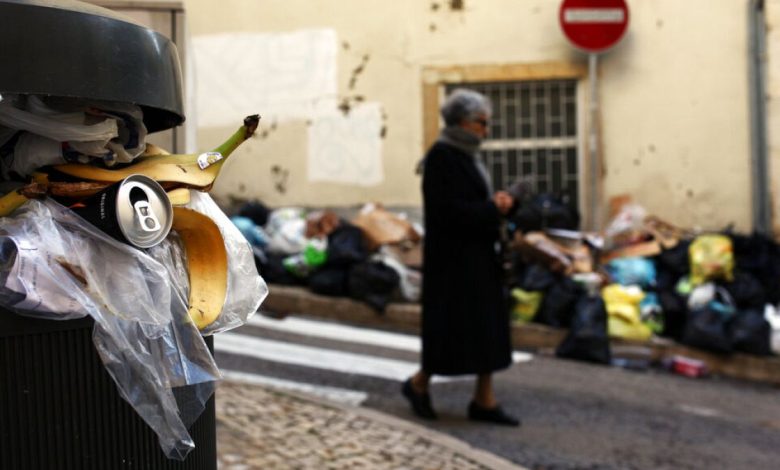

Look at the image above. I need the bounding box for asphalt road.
[216,314,780,469]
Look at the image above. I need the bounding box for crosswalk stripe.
[216,332,454,382]
[248,314,420,351]
[248,314,533,363]
[220,369,368,406]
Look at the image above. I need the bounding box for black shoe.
[468,401,520,427]
[401,379,437,420]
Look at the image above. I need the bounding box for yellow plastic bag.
[510,288,543,323]
[602,284,652,341]
[689,234,734,285]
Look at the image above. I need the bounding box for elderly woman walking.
[402,88,519,426]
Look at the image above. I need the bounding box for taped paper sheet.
[307,103,384,186]
[193,29,338,127]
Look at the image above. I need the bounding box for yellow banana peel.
[172,207,228,330]
[166,188,191,206]
[0,189,31,217]
[52,114,260,190]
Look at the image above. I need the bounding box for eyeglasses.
[474,118,489,127]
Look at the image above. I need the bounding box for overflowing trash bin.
[0,0,267,467]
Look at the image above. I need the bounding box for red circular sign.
[559,0,629,53]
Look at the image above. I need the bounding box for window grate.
[445,80,579,208]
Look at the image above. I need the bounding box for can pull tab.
[129,187,161,232]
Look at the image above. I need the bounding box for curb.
[222,376,527,470]
[262,284,780,385]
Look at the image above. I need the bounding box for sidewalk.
[215,379,526,470]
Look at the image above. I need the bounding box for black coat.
[420,142,512,375]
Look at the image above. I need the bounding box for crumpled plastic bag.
[0,198,220,460]
[689,234,734,285]
[604,202,647,248]
[606,257,656,287]
[283,238,328,278]
[0,94,148,177]
[602,284,652,341]
[764,304,780,354]
[510,288,543,323]
[174,191,268,336]
[376,246,421,302]
[265,207,308,254]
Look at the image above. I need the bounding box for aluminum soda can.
[72,174,173,248]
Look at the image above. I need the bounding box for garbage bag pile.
[0,93,267,460]
[234,202,422,312]
[508,196,780,365]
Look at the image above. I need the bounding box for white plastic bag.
[0,198,220,460]
[180,191,268,335]
[265,207,308,254]
[765,304,780,354]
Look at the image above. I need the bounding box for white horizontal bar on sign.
[221,369,368,406]
[564,8,625,23]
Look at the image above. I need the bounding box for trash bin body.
[0,312,217,469]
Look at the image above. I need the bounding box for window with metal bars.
[445,80,579,209]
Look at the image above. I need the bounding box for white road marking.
[221,369,368,406]
[677,404,723,418]
[216,332,455,382]
[248,314,533,363]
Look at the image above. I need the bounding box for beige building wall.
[181,0,753,231]
[766,0,780,236]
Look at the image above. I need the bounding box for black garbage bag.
[308,266,350,297]
[516,263,557,291]
[326,223,369,267]
[728,309,772,356]
[512,192,580,232]
[658,290,687,341]
[729,232,780,304]
[682,306,733,353]
[722,272,766,310]
[655,240,691,276]
[257,252,301,286]
[534,276,583,328]
[556,296,611,364]
[347,261,400,312]
[237,200,272,227]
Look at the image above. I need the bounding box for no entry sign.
[559,0,629,53]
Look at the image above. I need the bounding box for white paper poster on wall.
[308,103,384,186]
[193,29,338,128]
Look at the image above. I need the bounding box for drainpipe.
[749,0,771,235]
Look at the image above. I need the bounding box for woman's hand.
[492,191,514,215]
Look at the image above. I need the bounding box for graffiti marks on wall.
[308,103,383,186]
[193,29,338,128]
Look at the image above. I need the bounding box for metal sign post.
[559,0,629,230]
[588,52,601,230]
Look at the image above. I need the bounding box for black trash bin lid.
[0,0,185,133]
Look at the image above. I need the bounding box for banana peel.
[52,115,260,191]
[0,183,48,217]
[172,207,228,330]
[166,188,191,206]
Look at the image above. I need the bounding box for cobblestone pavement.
[216,380,524,470]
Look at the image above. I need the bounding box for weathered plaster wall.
[184,0,753,231]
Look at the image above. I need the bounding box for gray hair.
[440,88,492,126]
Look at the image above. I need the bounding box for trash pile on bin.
[508,195,780,367]
[0,93,267,459]
[232,202,423,312]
